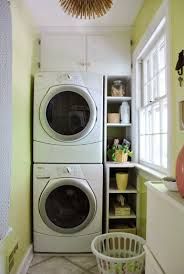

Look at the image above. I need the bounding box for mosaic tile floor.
[27,255,98,274]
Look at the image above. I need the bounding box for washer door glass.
[40,85,96,142]
[39,178,96,234]
[46,185,89,228]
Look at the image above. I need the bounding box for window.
[139,32,168,172]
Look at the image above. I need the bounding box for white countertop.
[145,181,184,213]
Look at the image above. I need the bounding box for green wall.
[132,0,184,173]
[169,0,184,172]
[3,1,35,273]
[132,0,184,238]
[137,176,147,239]
[132,0,163,240]
[132,0,163,48]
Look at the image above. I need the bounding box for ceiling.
[21,0,144,29]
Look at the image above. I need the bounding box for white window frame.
[132,0,172,175]
[139,31,167,173]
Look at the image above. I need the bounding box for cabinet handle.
[80,62,85,66]
[80,62,91,67]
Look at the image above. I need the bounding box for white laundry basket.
[91,233,145,274]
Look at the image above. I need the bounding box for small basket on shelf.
[107,139,133,163]
[107,113,120,124]
[114,150,128,163]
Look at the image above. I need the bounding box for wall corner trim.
[16,245,33,274]
[133,0,169,61]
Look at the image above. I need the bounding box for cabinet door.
[87,33,131,75]
[145,246,164,274]
[146,185,184,274]
[40,33,86,72]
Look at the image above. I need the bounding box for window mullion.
[150,104,153,163]
[160,100,163,167]
[141,61,144,107]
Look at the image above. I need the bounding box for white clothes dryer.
[33,72,104,163]
[33,164,103,253]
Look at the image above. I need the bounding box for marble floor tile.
[66,256,97,270]
[89,265,99,274]
[27,257,84,274]
[30,255,53,267]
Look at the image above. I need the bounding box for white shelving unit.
[104,75,138,234]
[107,123,132,127]
[109,210,137,219]
[105,163,138,233]
[104,75,132,163]
[109,183,137,194]
[107,96,132,103]
[106,162,135,168]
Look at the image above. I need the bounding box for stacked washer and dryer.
[33,72,104,253]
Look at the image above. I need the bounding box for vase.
[116,173,128,190]
[176,145,184,197]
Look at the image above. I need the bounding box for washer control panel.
[35,165,84,179]
[56,166,81,177]
[36,166,50,179]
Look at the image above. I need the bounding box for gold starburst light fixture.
[59,0,113,19]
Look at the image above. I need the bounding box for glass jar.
[111,80,125,97]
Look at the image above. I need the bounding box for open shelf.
[109,183,137,194]
[107,123,132,127]
[108,228,136,233]
[109,209,136,219]
[105,162,135,168]
[109,219,136,233]
[106,75,131,97]
[107,96,132,103]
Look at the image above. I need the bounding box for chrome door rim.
[39,178,96,234]
[39,85,97,142]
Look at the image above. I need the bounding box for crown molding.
[37,25,132,35]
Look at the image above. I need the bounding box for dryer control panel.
[56,73,84,86]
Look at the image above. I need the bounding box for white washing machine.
[33,72,104,163]
[33,164,103,253]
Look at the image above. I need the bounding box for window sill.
[136,163,166,180]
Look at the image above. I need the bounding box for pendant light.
[59,0,113,19]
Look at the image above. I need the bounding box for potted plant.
[107,139,133,163]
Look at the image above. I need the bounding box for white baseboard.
[0,227,13,274]
[16,245,33,274]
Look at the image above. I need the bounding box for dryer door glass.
[46,91,90,136]
[45,185,89,228]
[40,85,97,142]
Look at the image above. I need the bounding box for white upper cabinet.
[40,31,131,75]
[40,33,86,72]
[87,33,131,75]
